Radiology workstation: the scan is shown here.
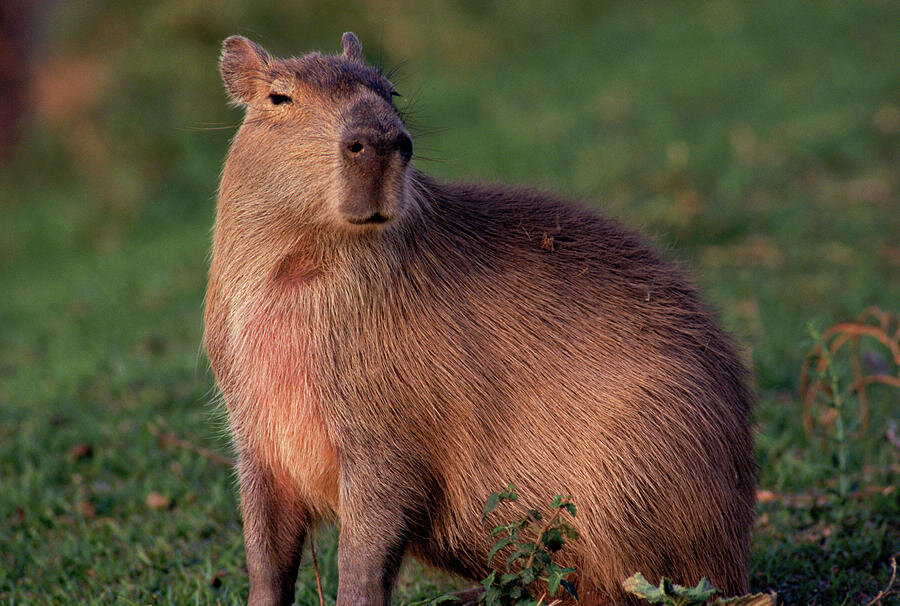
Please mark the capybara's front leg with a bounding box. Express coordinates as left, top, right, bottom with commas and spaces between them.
334, 473, 421, 605
335, 516, 408, 605
238, 454, 310, 606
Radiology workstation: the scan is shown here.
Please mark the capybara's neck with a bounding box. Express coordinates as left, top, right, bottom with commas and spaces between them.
211, 166, 433, 301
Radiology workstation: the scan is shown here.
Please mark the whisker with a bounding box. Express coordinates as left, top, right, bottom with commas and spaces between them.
384, 60, 407, 82
183, 123, 242, 131
411, 155, 446, 164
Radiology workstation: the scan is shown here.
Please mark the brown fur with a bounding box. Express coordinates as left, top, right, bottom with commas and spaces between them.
205, 33, 756, 606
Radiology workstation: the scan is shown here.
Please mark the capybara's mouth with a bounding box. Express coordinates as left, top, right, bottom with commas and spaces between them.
347, 212, 389, 225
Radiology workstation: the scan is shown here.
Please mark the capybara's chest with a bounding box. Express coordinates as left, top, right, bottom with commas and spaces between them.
227, 297, 339, 513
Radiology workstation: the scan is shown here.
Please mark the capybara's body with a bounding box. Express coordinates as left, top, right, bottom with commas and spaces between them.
205, 33, 755, 606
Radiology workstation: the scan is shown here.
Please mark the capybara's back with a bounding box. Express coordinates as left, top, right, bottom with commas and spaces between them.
205, 33, 755, 606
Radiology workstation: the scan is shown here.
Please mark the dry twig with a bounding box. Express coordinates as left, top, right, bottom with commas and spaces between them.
865, 553, 899, 606
148, 417, 235, 467
310, 538, 326, 606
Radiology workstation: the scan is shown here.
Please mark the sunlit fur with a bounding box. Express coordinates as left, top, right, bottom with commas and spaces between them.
205, 34, 756, 606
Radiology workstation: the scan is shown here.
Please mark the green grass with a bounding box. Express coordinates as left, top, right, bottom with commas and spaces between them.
2, 1, 898, 604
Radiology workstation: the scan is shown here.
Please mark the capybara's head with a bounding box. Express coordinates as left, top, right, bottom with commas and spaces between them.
219, 33, 413, 230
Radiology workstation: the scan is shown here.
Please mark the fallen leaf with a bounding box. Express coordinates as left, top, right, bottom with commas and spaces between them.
146, 492, 172, 510
69, 443, 94, 461
77, 500, 96, 518
756, 489, 776, 503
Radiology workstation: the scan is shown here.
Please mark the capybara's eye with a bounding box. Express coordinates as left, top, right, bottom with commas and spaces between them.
269, 93, 292, 106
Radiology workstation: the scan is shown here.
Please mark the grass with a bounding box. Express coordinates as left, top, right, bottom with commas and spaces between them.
1, 1, 898, 603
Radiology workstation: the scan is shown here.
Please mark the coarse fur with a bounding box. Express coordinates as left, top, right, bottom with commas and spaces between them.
204, 33, 756, 606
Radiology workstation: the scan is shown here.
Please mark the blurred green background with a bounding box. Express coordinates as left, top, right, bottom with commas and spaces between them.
1, 1, 898, 604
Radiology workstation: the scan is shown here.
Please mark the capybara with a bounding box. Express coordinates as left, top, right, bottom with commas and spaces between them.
204, 32, 756, 606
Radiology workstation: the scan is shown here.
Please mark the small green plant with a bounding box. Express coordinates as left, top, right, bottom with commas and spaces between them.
806, 323, 853, 505
479, 484, 579, 605
622, 573, 776, 605
801, 311, 900, 519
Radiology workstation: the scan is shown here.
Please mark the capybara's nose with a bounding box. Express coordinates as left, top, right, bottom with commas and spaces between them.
341, 130, 412, 166
338, 126, 412, 225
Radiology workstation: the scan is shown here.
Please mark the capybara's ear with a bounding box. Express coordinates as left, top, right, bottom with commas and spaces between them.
220, 36, 271, 105
341, 32, 362, 63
